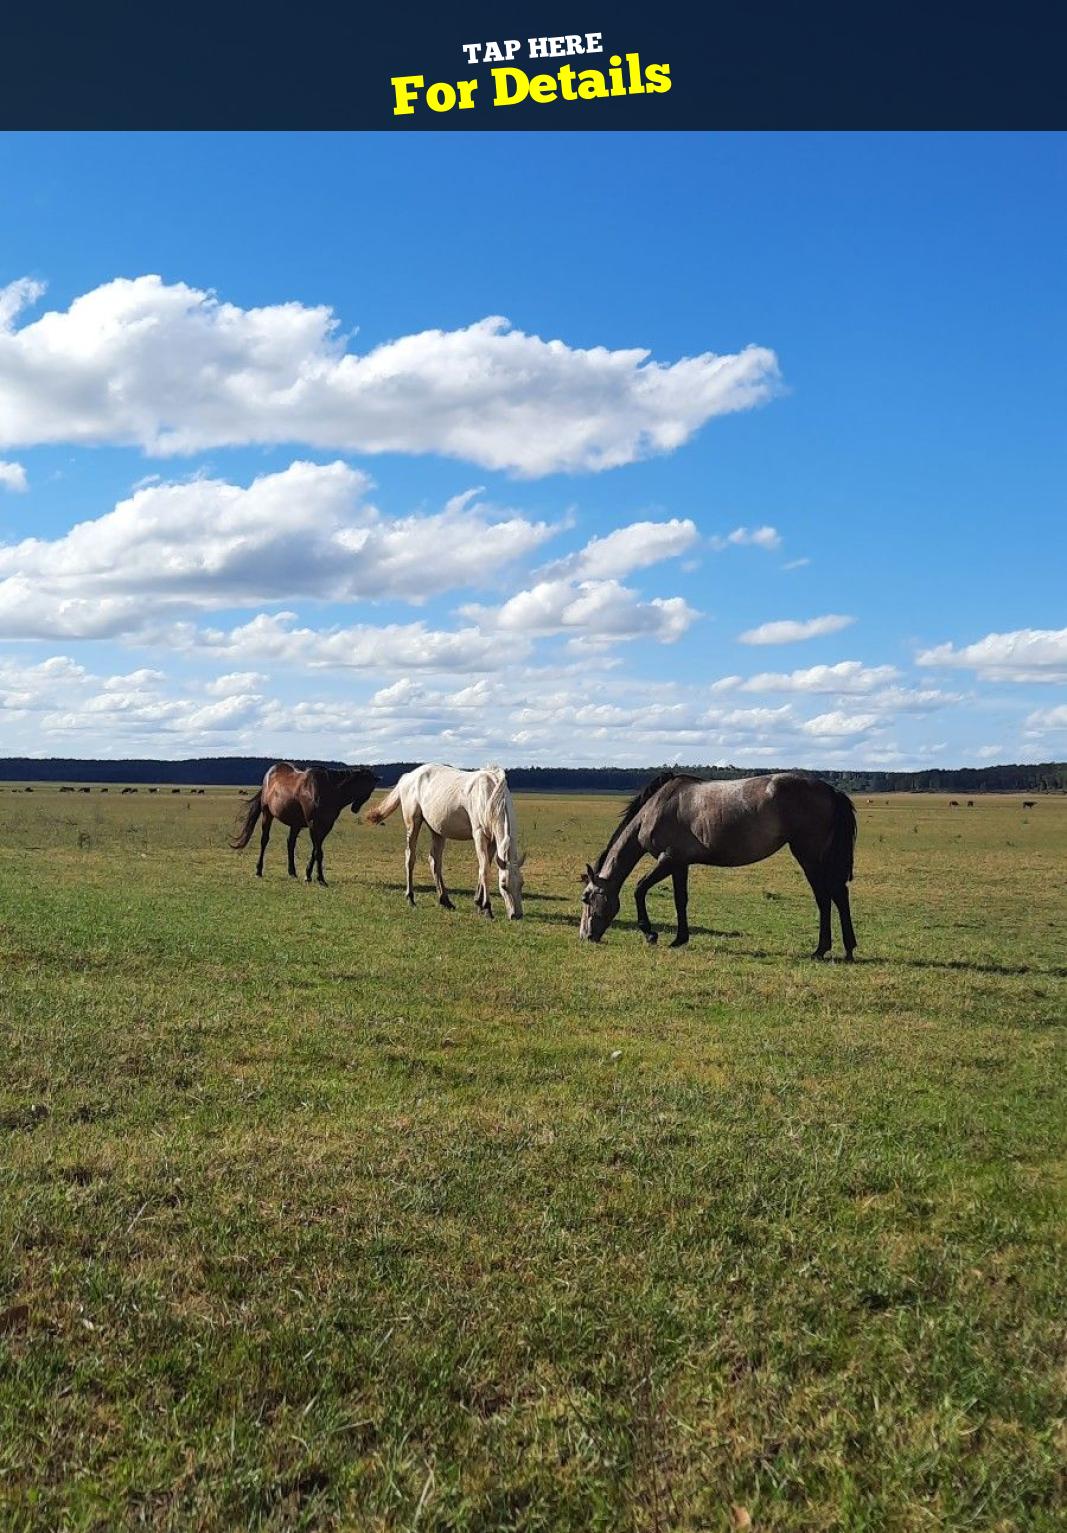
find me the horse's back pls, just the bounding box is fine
[651,773,823,867]
[405,763,477,839]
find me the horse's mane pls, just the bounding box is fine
[593,772,698,872]
[309,763,375,783]
[481,766,520,859]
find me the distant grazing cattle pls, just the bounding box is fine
[148,787,157,794]
[1022,800,1036,809]
[25,787,33,793]
[60,785,74,793]
[79,787,90,794]
[100,787,108,793]
[121,787,134,795]
[967,800,974,807]
[948,800,959,807]
[171,788,180,794]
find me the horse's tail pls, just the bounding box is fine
[822,787,857,886]
[230,790,263,850]
[365,783,401,825]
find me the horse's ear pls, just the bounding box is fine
[585,863,599,884]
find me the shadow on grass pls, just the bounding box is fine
[378,881,570,904]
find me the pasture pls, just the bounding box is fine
[0,787,1064,1531]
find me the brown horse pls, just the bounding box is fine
[231,762,377,883]
[579,771,858,959]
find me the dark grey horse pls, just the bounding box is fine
[579,771,858,959]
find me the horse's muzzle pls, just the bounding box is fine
[509,912,522,920]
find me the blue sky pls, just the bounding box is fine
[0,131,1063,766]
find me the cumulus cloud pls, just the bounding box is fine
[0,462,553,638]
[0,275,781,476]
[542,518,699,580]
[0,459,27,492]
[713,660,899,694]
[917,627,1067,683]
[1024,704,1067,732]
[738,614,855,645]
[711,525,782,552]
[801,710,879,737]
[190,612,514,674]
[463,576,698,645]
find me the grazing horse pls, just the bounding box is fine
[231,763,377,883]
[1022,800,1036,809]
[366,763,525,918]
[579,771,858,960]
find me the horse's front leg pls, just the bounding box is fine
[634,855,676,945]
[473,831,494,917]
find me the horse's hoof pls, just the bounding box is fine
[440,898,455,911]
[844,950,855,963]
[643,930,658,945]
[406,895,416,907]
[669,935,690,948]
[810,949,829,961]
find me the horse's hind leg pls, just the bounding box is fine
[256,809,273,877]
[795,855,833,959]
[404,812,422,905]
[428,832,454,909]
[670,865,690,948]
[287,826,299,878]
[832,883,857,959]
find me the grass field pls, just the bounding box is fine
[0,786,1064,1531]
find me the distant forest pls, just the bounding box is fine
[1,757,1065,794]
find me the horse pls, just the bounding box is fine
[366,763,525,919]
[231,762,378,883]
[1022,800,1036,809]
[579,771,858,959]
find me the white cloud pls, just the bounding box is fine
[801,710,879,737]
[917,627,1067,683]
[544,518,699,580]
[0,274,781,476]
[711,525,782,552]
[202,670,266,696]
[464,576,698,645]
[0,462,553,638]
[191,612,514,674]
[738,614,855,645]
[714,660,899,694]
[0,459,27,492]
[1024,704,1067,732]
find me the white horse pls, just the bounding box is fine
[366,763,525,918]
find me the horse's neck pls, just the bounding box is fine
[598,819,644,888]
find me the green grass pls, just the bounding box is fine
[0,787,1064,1531]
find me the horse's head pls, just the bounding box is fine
[345,769,378,814]
[496,847,525,919]
[579,864,619,942]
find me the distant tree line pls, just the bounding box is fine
[1,756,1065,793]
